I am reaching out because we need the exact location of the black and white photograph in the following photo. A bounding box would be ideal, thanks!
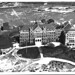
[0,1,75,73]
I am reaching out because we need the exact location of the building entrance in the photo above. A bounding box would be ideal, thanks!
[35,38,42,47]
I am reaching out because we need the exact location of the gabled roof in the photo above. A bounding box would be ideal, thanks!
[68,25,75,31]
[70,24,75,29]
[63,22,73,33]
[34,25,42,32]
[21,22,57,31]
[21,23,37,31]
[36,22,56,30]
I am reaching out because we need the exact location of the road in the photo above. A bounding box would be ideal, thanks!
[17,45,45,49]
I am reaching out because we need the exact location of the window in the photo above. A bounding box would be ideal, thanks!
[69,40,74,42]
[67,43,69,46]
[69,44,71,46]
[73,44,74,45]
[40,39,41,41]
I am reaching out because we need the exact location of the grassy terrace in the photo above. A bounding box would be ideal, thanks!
[16,43,75,63]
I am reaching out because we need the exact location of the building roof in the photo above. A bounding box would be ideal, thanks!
[65,24,75,34]
[63,22,72,33]
[21,22,57,31]
[68,25,75,31]
[34,25,42,32]
[21,23,37,30]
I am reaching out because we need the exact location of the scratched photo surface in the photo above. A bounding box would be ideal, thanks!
[0,2,75,72]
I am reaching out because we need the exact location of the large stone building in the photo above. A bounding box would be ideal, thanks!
[20,23,62,46]
[65,25,75,48]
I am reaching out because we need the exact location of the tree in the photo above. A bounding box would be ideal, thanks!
[47,19,54,24]
[56,25,64,29]
[0,35,13,49]
[13,36,20,43]
[59,31,65,45]
[41,19,46,23]
[1,26,3,30]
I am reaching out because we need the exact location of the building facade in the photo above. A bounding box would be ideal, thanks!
[20,23,62,46]
[65,25,75,48]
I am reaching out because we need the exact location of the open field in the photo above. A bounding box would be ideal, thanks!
[0,4,75,27]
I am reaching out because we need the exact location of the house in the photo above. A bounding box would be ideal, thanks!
[20,22,62,46]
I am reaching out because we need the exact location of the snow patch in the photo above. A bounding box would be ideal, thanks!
[51,42,61,47]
